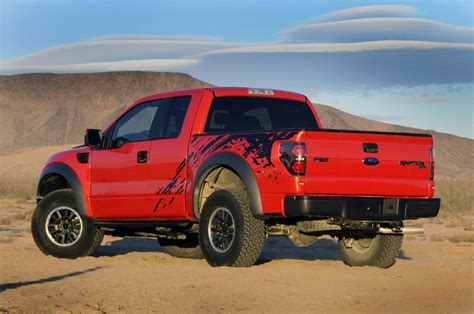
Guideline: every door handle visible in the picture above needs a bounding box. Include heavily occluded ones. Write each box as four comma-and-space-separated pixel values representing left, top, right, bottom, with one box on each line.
137, 151, 148, 163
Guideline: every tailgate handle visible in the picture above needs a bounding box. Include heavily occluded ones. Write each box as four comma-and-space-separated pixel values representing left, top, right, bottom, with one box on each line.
363, 143, 378, 153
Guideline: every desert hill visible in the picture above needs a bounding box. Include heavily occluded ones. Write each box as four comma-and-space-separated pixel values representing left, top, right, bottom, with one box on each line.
0, 72, 212, 154
0, 71, 471, 180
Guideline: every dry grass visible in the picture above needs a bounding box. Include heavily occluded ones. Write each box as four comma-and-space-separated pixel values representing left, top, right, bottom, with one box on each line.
463, 224, 474, 232
1, 178, 471, 205
13, 210, 33, 221
0, 177, 36, 201
435, 180, 473, 216
444, 220, 463, 228
430, 234, 444, 242
0, 176, 471, 228
0, 217, 13, 225
448, 233, 474, 243
0, 236, 15, 243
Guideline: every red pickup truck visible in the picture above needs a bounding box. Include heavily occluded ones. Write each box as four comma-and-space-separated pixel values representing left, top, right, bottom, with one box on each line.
32, 87, 440, 268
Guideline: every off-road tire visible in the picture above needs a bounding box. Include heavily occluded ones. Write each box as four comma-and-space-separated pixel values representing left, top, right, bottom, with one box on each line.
158, 234, 203, 259
338, 234, 403, 268
31, 189, 104, 259
199, 189, 265, 267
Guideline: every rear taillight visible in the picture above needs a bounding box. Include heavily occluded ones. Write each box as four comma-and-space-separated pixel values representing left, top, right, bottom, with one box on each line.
279, 142, 307, 176
429, 147, 435, 181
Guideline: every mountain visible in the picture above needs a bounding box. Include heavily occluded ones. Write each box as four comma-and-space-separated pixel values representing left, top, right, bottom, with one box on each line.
0, 72, 471, 180
0, 72, 212, 154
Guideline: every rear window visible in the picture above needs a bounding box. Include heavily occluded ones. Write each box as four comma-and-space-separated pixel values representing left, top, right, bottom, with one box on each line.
205, 96, 319, 133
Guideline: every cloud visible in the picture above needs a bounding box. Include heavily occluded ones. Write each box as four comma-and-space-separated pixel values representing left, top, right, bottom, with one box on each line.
201, 40, 473, 54
1, 36, 236, 66
1, 5, 473, 91
316, 5, 417, 22
361, 113, 414, 123
190, 45, 473, 91
91, 34, 218, 42
280, 18, 474, 43
0, 59, 198, 74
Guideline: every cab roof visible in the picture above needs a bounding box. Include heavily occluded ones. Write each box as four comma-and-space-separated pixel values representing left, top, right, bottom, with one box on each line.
134, 87, 308, 105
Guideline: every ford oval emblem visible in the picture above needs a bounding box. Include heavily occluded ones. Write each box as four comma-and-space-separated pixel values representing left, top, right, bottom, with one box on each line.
363, 157, 379, 166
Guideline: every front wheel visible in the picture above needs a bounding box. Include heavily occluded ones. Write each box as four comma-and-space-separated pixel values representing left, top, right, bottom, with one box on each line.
31, 189, 104, 259
199, 189, 265, 267
338, 234, 403, 268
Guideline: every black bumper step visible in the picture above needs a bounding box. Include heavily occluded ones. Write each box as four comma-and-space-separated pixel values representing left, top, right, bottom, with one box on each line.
284, 196, 440, 221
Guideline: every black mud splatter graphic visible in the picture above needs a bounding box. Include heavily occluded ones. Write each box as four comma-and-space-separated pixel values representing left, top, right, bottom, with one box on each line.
153, 131, 299, 213
153, 159, 186, 213
188, 131, 298, 184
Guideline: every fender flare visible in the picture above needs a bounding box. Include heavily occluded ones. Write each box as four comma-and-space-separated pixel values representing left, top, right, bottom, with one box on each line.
37, 163, 88, 217
193, 152, 265, 219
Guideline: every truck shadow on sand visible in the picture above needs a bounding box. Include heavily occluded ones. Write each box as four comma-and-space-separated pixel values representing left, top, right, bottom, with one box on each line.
0, 266, 105, 293
258, 237, 411, 265
95, 236, 411, 264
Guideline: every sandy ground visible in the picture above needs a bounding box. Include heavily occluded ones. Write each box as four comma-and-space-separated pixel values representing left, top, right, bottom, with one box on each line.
1, 147, 473, 313
0, 145, 74, 179
0, 201, 473, 313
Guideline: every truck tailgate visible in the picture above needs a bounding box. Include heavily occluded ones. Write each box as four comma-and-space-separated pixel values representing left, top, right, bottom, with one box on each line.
304, 130, 433, 198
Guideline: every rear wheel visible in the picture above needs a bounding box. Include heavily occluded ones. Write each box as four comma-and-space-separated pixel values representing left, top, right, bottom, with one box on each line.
157, 234, 203, 259
32, 189, 104, 259
338, 234, 403, 268
199, 189, 265, 267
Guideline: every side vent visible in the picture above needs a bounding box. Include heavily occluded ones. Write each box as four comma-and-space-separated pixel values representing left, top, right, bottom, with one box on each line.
76, 152, 89, 164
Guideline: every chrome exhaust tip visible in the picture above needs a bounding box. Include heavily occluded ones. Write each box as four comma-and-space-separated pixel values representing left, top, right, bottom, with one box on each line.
378, 225, 424, 235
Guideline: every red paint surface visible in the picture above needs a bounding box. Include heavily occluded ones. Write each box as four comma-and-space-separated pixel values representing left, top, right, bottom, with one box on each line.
42, 87, 435, 220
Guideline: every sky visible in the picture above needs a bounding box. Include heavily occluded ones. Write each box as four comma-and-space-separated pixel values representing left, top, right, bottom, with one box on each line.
1, 0, 473, 138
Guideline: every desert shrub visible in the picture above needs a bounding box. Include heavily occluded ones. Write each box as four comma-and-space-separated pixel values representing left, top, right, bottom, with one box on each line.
464, 224, 474, 232
444, 219, 462, 228
13, 211, 33, 221
448, 233, 474, 243
0, 236, 15, 243
430, 234, 444, 242
0, 217, 12, 225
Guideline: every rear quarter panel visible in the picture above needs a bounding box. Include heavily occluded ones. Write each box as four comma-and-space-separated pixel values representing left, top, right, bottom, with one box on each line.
186, 131, 306, 217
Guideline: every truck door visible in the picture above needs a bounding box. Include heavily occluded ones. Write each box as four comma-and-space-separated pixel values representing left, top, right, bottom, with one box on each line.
148, 94, 200, 220
89, 99, 168, 219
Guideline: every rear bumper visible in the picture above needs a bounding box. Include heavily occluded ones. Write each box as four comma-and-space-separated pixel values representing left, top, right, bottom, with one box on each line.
284, 196, 440, 221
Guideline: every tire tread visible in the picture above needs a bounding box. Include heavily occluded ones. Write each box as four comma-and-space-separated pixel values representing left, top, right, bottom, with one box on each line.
229, 189, 265, 267
339, 234, 403, 268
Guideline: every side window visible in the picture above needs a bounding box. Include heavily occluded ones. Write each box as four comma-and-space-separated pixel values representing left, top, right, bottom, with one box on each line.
162, 96, 191, 138
110, 100, 163, 148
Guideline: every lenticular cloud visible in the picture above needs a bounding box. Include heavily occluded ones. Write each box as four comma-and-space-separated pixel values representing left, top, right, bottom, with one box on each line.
1, 4, 473, 90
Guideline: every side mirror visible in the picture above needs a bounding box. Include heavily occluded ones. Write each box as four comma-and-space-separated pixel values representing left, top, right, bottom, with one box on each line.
84, 129, 102, 147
